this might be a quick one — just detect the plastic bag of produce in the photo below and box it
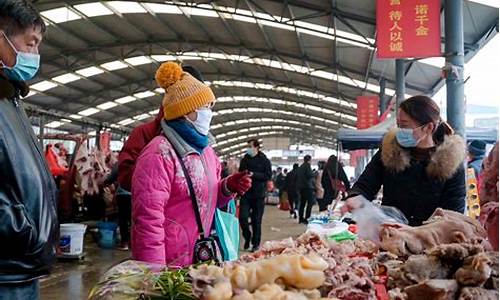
[351,197,408,244]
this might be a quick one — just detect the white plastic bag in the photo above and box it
[351,197,408,243]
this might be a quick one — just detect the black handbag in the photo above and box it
[170,146,219,263]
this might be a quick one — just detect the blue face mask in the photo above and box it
[1,32,40,82]
[395,125,424,148]
[246,148,256,157]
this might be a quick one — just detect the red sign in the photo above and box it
[357,96,380,129]
[376,0,441,58]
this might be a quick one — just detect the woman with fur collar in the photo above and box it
[346,96,466,226]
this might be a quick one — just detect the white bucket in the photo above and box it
[59,223,87,255]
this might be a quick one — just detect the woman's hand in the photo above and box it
[226,171,253,196]
[340,195,365,214]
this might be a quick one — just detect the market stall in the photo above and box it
[88,204,498,300]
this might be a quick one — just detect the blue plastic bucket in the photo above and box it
[97,222,118,249]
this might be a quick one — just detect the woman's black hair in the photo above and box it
[247,138,260,149]
[399,95,454,145]
[0,0,46,37]
[324,155,340,179]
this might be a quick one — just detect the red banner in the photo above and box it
[376,0,441,58]
[357,96,380,129]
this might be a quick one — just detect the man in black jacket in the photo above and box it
[0,2,58,299]
[297,155,316,224]
[238,139,272,252]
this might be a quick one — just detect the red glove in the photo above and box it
[226,171,252,196]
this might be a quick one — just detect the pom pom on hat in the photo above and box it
[155,62,183,89]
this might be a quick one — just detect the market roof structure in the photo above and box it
[29,0,498,157]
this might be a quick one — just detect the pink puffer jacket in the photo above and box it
[131,131,232,267]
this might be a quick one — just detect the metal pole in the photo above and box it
[379,77,387,116]
[39,115,45,146]
[395,59,406,109]
[445,0,465,137]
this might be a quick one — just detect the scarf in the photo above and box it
[166,118,209,153]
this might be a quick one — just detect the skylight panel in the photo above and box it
[182,6,218,17]
[101,60,128,71]
[41,7,81,23]
[52,73,80,84]
[133,114,150,120]
[114,96,136,104]
[134,91,155,98]
[73,3,114,17]
[76,66,104,77]
[46,121,63,128]
[69,114,82,119]
[151,55,177,62]
[107,1,147,13]
[31,81,58,92]
[144,3,182,14]
[118,118,135,125]
[125,56,152,66]
[97,101,118,110]
[78,108,100,116]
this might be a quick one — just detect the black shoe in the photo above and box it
[243,240,251,251]
[251,245,260,252]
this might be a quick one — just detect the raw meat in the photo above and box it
[455,253,492,286]
[379,208,490,256]
[458,287,499,300]
[404,279,458,300]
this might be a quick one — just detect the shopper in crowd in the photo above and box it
[344,96,466,226]
[118,65,205,192]
[468,140,487,178]
[285,163,300,218]
[131,62,252,266]
[479,142,498,250]
[275,166,286,200]
[239,139,272,252]
[0,1,58,299]
[315,161,326,211]
[297,155,316,224]
[103,163,131,251]
[321,155,350,211]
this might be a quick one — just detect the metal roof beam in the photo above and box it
[43,40,428,93]
[213,102,356,127]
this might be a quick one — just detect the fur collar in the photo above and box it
[381,129,466,181]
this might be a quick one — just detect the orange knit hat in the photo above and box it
[155,62,215,120]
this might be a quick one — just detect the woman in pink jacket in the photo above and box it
[131,62,251,267]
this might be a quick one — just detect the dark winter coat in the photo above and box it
[285,168,299,196]
[0,75,58,283]
[239,152,272,199]
[350,129,466,226]
[297,162,316,190]
[275,173,286,191]
[321,163,351,201]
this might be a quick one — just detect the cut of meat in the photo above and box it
[380,208,490,256]
[403,255,451,283]
[455,253,492,286]
[458,287,499,300]
[404,279,458,300]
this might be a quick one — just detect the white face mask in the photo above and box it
[186,107,213,135]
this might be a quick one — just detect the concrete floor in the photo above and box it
[40,205,308,300]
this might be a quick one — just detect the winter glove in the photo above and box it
[225,171,252,196]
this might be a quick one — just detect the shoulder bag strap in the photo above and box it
[170,144,205,239]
